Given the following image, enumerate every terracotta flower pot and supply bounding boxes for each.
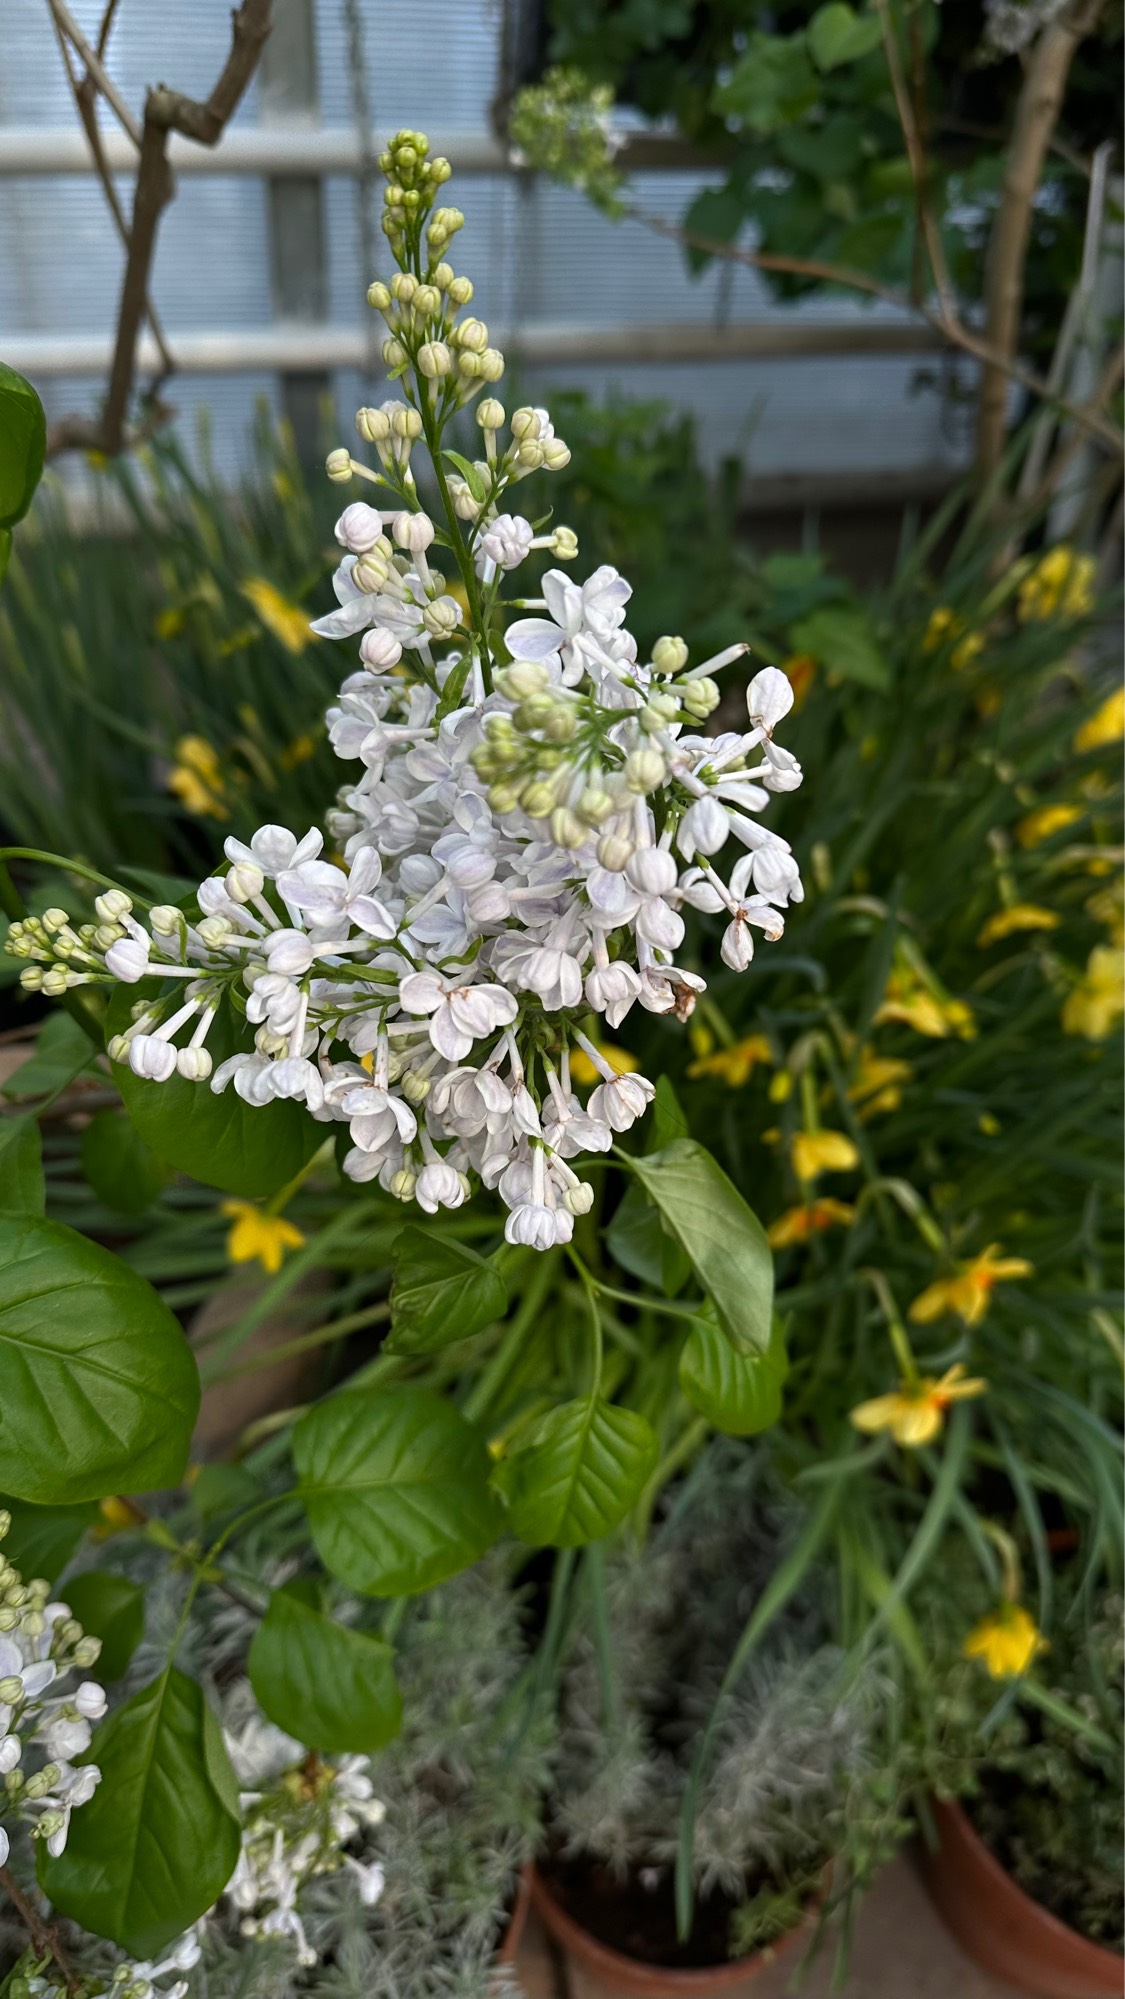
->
[918,1797,1124,1999]
[529,1862,810,1997]
[495,1863,533,1965]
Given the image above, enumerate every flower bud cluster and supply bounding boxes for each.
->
[0,1512,105,1870]
[77,145,807,1251]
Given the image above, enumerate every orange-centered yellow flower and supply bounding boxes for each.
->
[976,903,1060,947]
[909,1244,1032,1327]
[790,1128,859,1182]
[687,1033,772,1089]
[850,1363,987,1447]
[221,1200,305,1275]
[963,1603,1048,1679]
[768,1198,856,1248]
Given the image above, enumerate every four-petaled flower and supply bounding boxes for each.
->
[963,1602,1048,1679]
[398,972,518,1061]
[221,1200,306,1274]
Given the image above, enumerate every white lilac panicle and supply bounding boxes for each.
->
[13,129,805,1251]
[0,1511,105,1871]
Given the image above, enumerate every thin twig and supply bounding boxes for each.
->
[873,0,958,324]
[0,1864,81,1996]
[44,0,141,144]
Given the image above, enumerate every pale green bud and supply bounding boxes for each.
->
[94,890,132,923]
[543,706,577,744]
[422,598,460,637]
[0,1676,23,1703]
[682,677,720,720]
[356,405,391,442]
[456,317,488,353]
[413,283,441,316]
[550,807,586,849]
[432,261,454,290]
[392,406,423,439]
[652,634,689,675]
[19,967,44,992]
[390,1168,416,1201]
[367,281,392,311]
[521,781,556,819]
[417,340,452,379]
[41,967,68,997]
[106,1034,130,1063]
[625,748,666,793]
[597,830,635,870]
[401,1069,431,1103]
[551,526,579,560]
[326,448,353,482]
[479,348,504,382]
[42,907,69,933]
[488,782,522,815]
[382,337,407,370]
[541,437,571,470]
[579,786,614,826]
[149,904,182,936]
[476,398,505,430]
[74,1636,102,1667]
[495,660,548,699]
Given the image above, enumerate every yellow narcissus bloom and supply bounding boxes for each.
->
[1017,546,1096,624]
[964,1603,1048,1679]
[167,734,229,820]
[923,606,984,671]
[1016,802,1083,848]
[790,1128,859,1182]
[909,1244,1032,1326]
[687,1033,772,1088]
[221,1200,306,1275]
[848,1050,911,1118]
[242,576,313,655]
[767,1197,855,1248]
[569,1041,637,1085]
[1074,685,1125,754]
[976,903,1060,947]
[1061,944,1125,1040]
[850,1363,987,1447]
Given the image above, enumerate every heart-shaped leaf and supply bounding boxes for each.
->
[629,1141,773,1356]
[0,1215,199,1503]
[387,1226,507,1353]
[40,1668,241,1957]
[494,1397,658,1547]
[108,986,322,1198]
[295,1387,501,1596]
[249,1585,403,1752]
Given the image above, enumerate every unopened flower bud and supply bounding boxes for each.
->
[430,156,452,184]
[41,967,68,996]
[401,1070,431,1103]
[105,935,150,983]
[393,510,435,552]
[382,338,407,370]
[356,406,390,443]
[496,660,549,699]
[510,408,540,441]
[326,448,353,482]
[476,398,505,430]
[335,501,384,553]
[353,552,389,593]
[450,480,482,520]
[457,351,482,381]
[488,782,522,815]
[0,1677,22,1704]
[390,1168,416,1201]
[682,676,720,720]
[652,634,689,675]
[149,905,182,936]
[579,786,614,826]
[541,438,571,470]
[447,274,473,305]
[19,967,44,992]
[107,1034,130,1064]
[177,1047,212,1081]
[367,280,392,311]
[456,317,488,353]
[418,340,452,378]
[551,526,579,559]
[521,781,556,819]
[432,262,454,291]
[597,831,635,871]
[625,748,666,793]
[94,890,132,923]
[515,439,544,470]
[550,807,586,849]
[391,406,423,439]
[565,1182,595,1215]
[73,1636,102,1668]
[391,272,417,303]
[197,915,232,948]
[226,860,264,904]
[478,348,505,382]
[422,597,461,638]
[359,628,403,670]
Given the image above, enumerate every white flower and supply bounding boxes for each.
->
[127,1034,177,1082]
[105,935,151,983]
[478,513,534,572]
[398,972,518,1061]
[415,1158,468,1212]
[225,825,323,879]
[587,1072,654,1132]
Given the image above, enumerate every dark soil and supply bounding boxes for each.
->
[540,1849,753,1970]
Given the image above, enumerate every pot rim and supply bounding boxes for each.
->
[929,1798,1124,1977]
[529,1858,812,1995]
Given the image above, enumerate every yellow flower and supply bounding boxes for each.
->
[976,903,1060,947]
[790,1128,859,1182]
[850,1363,987,1447]
[848,1050,911,1118]
[767,1198,855,1248]
[1074,685,1125,754]
[1016,802,1083,848]
[570,1041,638,1085]
[241,576,313,655]
[280,732,319,771]
[923,606,984,671]
[909,1244,1032,1327]
[1061,944,1124,1040]
[1018,546,1096,624]
[155,606,186,641]
[168,734,228,820]
[687,1033,772,1089]
[875,967,975,1040]
[221,1199,305,1275]
[964,1603,1048,1679]
[1086,878,1124,948]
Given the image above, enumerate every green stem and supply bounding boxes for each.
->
[1018,1677,1117,1757]
[417,381,493,689]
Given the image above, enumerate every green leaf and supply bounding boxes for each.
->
[295,1387,501,1596]
[789,605,889,690]
[443,450,489,504]
[713,32,819,133]
[0,1117,44,1213]
[651,1073,689,1150]
[494,1398,658,1547]
[679,1310,788,1436]
[107,986,322,1198]
[0,1494,98,1584]
[387,1226,507,1354]
[190,1461,264,1523]
[0,528,11,587]
[2,1013,95,1101]
[628,1141,774,1357]
[41,1668,241,1957]
[0,362,46,531]
[808,3,883,71]
[60,1572,145,1680]
[80,1109,170,1215]
[605,1183,691,1297]
[434,652,473,721]
[249,1585,403,1753]
[0,1214,199,1503]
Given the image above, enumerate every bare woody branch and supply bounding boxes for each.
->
[45,0,272,460]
